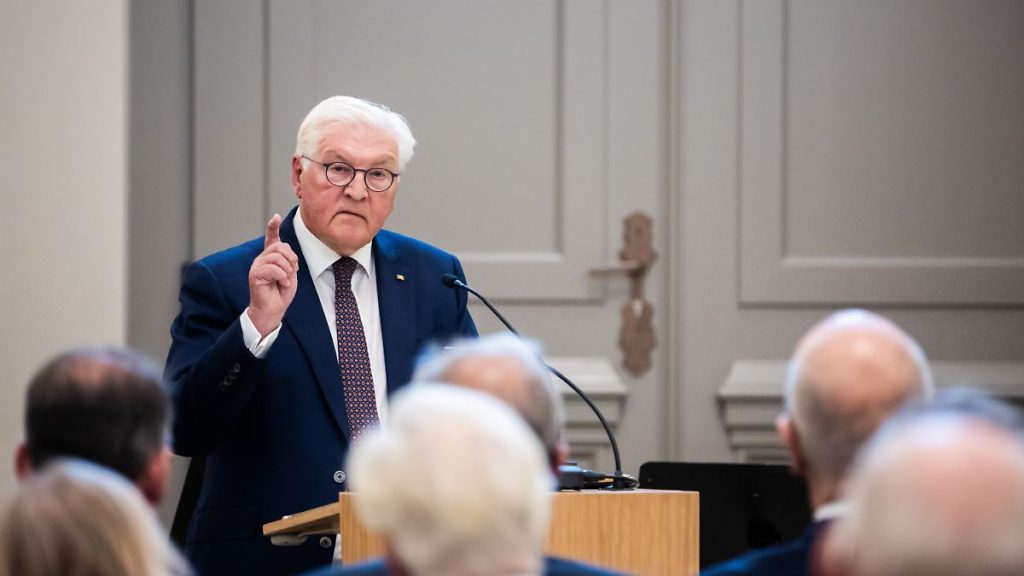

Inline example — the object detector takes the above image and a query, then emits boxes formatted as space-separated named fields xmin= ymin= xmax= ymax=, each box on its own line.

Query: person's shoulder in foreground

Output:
xmin=302 ymin=555 xmax=629 ymax=576
xmin=301 ymin=557 xmax=387 ymax=575
xmin=701 ymin=521 xmax=825 ymax=576
xmin=544 ymin=555 xmax=629 ymax=575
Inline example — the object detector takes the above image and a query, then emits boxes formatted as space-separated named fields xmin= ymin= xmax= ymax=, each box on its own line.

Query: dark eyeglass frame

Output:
xmin=301 ymin=155 xmax=400 ymax=192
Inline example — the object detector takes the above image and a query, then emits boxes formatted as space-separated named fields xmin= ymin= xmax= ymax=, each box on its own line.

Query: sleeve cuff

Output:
xmin=240 ymin=308 xmax=281 ymax=358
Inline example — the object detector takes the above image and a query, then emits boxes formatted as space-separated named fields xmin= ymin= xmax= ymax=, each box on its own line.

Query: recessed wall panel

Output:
xmin=740 ymin=0 xmax=1024 ymax=305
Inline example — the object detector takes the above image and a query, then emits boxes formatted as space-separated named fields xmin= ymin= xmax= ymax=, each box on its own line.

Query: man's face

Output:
xmin=293 ymin=122 xmax=399 ymax=255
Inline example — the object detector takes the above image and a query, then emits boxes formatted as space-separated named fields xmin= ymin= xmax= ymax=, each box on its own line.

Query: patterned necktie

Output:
xmin=333 ymin=257 xmax=379 ymax=441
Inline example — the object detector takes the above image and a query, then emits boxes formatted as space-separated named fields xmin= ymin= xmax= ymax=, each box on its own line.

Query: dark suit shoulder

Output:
xmin=701 ymin=523 xmax=823 ymax=576
xmin=178 ymin=236 xmax=265 ymax=311
xmin=300 ymin=556 xmax=623 ymax=576
xmin=300 ymin=557 xmax=387 ymax=576
xmin=700 ymin=548 xmax=804 ymax=576
xmin=194 ymin=236 xmax=265 ymax=272
xmin=544 ymin=556 xmax=627 ymax=576
xmin=375 ymin=229 xmax=459 ymax=261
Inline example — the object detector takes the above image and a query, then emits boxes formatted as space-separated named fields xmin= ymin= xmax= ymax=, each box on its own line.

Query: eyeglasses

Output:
xmin=302 ymin=155 xmax=399 ymax=192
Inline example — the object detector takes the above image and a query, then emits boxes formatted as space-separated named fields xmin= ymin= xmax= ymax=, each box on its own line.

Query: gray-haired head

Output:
xmin=895 ymin=386 xmax=1024 ymax=435
xmin=348 ymin=384 xmax=552 ymax=576
xmin=413 ymin=333 xmax=565 ymax=468
xmin=295 ymin=96 xmax=416 ymax=171
xmin=779 ymin=309 xmax=934 ymax=500
xmin=825 ymin=413 xmax=1024 ymax=576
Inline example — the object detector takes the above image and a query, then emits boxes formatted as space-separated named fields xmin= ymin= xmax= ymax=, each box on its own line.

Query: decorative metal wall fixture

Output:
xmin=590 ymin=212 xmax=657 ymax=377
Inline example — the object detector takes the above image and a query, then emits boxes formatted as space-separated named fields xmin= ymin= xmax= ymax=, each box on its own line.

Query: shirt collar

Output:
xmin=813 ymin=500 xmax=849 ymax=522
xmin=293 ymin=209 xmax=374 ymax=278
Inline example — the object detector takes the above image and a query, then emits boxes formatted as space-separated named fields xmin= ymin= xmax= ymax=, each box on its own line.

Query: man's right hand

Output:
xmin=247 ymin=214 xmax=300 ymax=337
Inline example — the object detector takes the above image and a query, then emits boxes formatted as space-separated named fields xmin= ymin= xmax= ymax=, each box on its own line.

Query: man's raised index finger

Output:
xmin=264 ymin=214 xmax=282 ymax=249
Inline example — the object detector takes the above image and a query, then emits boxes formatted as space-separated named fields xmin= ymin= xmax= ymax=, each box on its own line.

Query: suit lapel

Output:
xmin=374 ymin=231 xmax=417 ymax=395
xmin=279 ymin=209 xmax=351 ymax=440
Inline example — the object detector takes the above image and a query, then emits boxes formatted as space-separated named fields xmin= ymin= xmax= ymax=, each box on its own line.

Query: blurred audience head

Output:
xmin=348 ymin=384 xmax=552 ymax=576
xmin=413 ymin=333 xmax=566 ymax=469
xmin=16 ymin=346 xmax=172 ymax=505
xmin=823 ymin=411 xmax=1024 ymax=576
xmin=778 ymin=309 xmax=934 ymax=505
xmin=0 ymin=459 xmax=190 ymax=576
xmin=898 ymin=385 xmax=1024 ymax=433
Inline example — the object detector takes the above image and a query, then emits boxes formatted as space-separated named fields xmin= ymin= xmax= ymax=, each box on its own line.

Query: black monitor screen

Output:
xmin=638 ymin=461 xmax=813 ymax=569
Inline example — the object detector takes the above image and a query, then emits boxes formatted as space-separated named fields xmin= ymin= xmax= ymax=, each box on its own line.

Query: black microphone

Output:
xmin=442 ymin=273 xmax=636 ymax=490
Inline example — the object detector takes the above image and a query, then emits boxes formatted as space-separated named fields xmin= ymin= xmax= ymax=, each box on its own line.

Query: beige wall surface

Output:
xmin=2 ymin=0 xmax=1022 ymax=531
xmin=678 ymin=0 xmax=1024 ymax=463
xmin=0 ymin=0 xmax=128 ymax=499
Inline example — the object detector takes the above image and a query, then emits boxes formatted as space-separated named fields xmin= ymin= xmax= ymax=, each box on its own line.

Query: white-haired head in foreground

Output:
xmin=778 ymin=309 xmax=934 ymax=506
xmin=0 ymin=459 xmax=190 ymax=576
xmin=348 ymin=384 xmax=552 ymax=576
xmin=413 ymin=333 xmax=565 ymax=468
xmin=296 ymin=95 xmax=417 ymax=171
xmin=824 ymin=413 xmax=1024 ymax=576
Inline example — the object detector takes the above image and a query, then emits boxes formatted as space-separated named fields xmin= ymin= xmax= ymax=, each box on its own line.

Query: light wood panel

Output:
xmin=546 ymin=490 xmax=699 ymax=576
xmin=264 ymin=490 xmax=699 ymax=576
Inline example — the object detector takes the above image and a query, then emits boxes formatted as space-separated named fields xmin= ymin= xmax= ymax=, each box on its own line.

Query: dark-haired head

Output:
xmin=17 ymin=347 xmax=171 ymax=504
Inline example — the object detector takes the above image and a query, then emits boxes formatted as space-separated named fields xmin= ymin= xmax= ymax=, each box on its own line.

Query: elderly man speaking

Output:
xmin=165 ymin=96 xmax=477 ymax=575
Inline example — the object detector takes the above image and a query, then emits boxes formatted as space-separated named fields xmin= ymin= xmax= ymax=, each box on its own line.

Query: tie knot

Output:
xmin=333 ymin=257 xmax=358 ymax=283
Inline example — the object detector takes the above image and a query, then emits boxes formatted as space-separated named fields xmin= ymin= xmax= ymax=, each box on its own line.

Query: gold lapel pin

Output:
xmin=396 ymin=274 xmax=406 ymax=282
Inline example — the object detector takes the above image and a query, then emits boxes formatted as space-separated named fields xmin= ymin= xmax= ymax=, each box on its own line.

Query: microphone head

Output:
xmin=441 ymin=273 xmax=461 ymax=288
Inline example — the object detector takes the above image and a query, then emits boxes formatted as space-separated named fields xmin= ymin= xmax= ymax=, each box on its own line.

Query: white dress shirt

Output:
xmin=240 ymin=210 xmax=389 ymax=424
xmin=813 ymin=500 xmax=849 ymax=522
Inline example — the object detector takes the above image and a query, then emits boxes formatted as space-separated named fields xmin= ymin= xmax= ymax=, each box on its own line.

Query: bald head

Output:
xmin=780 ymin=310 xmax=933 ymax=498
xmin=412 ymin=334 xmax=564 ymax=467
xmin=826 ymin=415 xmax=1024 ymax=576
xmin=443 ymin=355 xmax=535 ymax=419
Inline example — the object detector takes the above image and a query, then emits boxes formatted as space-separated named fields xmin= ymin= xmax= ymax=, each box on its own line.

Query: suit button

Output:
xmin=319 ymin=536 xmax=333 ymax=549
xmin=230 ymin=362 xmax=241 ymax=374
xmin=333 ymin=470 xmax=346 ymax=484
xmin=219 ymin=379 xmax=230 ymax=391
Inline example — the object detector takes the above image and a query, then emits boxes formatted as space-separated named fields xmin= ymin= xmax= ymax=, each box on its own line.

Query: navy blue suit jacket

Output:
xmin=165 ymin=209 xmax=477 ymax=575
xmin=303 ymin=556 xmax=627 ymax=576
xmin=700 ymin=521 xmax=829 ymax=576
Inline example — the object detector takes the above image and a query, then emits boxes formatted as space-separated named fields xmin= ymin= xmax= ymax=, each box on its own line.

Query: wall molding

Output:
xmin=549 ymin=356 xmax=628 ymax=472
xmin=718 ymin=359 xmax=1024 ymax=463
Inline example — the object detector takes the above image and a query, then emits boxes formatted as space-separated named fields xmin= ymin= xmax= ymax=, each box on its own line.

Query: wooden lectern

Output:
xmin=264 ymin=489 xmax=698 ymax=576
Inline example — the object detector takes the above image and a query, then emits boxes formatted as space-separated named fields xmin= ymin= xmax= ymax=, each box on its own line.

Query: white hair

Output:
xmin=828 ymin=414 xmax=1024 ymax=576
xmin=412 ymin=333 xmax=565 ymax=464
xmin=348 ymin=384 xmax=552 ymax=576
xmin=295 ymin=95 xmax=416 ymax=171
xmin=783 ymin=309 xmax=935 ymax=483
